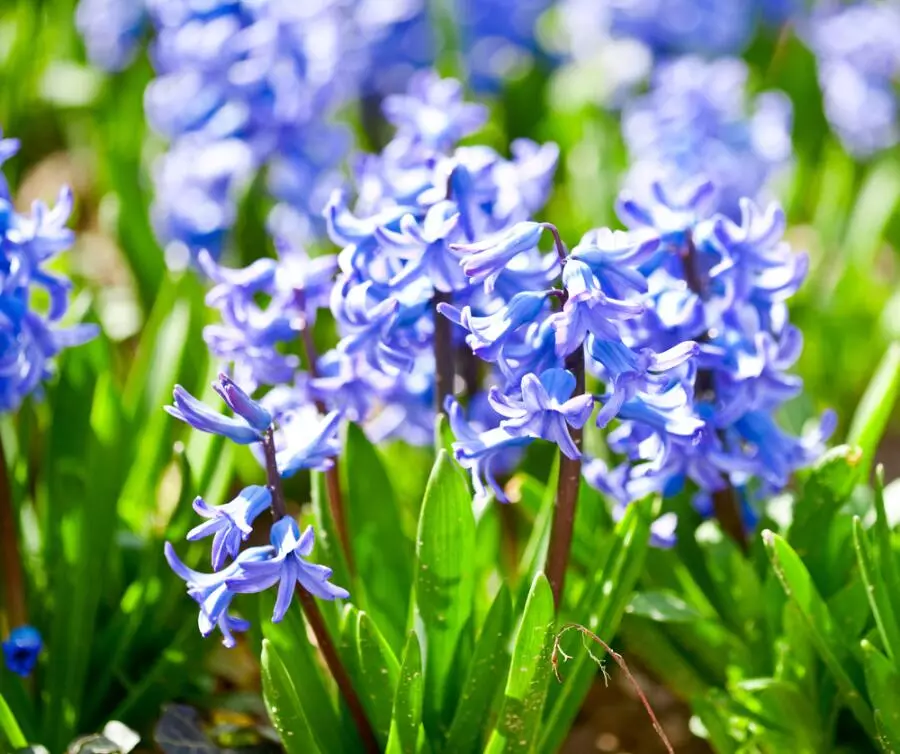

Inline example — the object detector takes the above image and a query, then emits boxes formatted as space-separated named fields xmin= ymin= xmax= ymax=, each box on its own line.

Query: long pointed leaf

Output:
xmin=415 ymin=450 xmax=476 ymax=740
xmin=260 ymin=640 xmax=322 ymax=754
xmin=386 ymin=632 xmax=424 ymax=754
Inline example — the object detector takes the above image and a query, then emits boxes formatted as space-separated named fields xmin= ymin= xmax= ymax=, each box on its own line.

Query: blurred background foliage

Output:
xmin=0 ymin=0 xmax=899 ymax=752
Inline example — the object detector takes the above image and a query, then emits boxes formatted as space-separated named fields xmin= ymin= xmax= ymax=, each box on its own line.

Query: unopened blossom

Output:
xmin=2 ymin=626 xmax=42 ymax=677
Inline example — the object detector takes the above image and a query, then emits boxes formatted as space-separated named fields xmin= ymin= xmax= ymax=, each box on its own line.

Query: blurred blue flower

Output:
xmin=187 ymin=486 xmax=273 ymax=570
xmin=77 ymin=0 xmax=147 ymax=71
xmin=805 ymin=2 xmax=900 ymax=156
xmin=488 ymin=368 xmax=594 ymax=459
xmin=2 ymin=625 xmax=42 ymax=677
xmin=382 ymin=71 xmax=488 ymax=152
xmin=608 ymin=0 xmax=795 ymax=57
xmin=227 ymin=517 xmax=349 ymax=622
xmin=457 ymin=0 xmax=555 ymax=92
xmin=621 ymin=57 xmax=793 ymax=218
xmin=0 ymin=135 xmax=99 ymax=413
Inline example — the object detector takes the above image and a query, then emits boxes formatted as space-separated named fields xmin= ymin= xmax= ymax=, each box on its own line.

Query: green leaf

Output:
xmin=853 ymin=517 xmax=900 ymax=663
xmin=414 ymin=450 xmax=476 ymax=739
xmin=861 ymin=640 xmax=900 ymax=752
xmin=0 ymin=691 xmax=26 ymax=750
xmin=259 ymin=592 xmax=344 ymax=754
xmin=484 ymin=573 xmax=555 ymax=754
xmin=763 ymin=530 xmax=874 ymax=737
xmin=539 ymin=497 xmax=655 ymax=753
xmin=789 ymin=445 xmax=864 ymax=594
xmin=356 ymin=611 xmax=401 ymax=746
xmin=691 ymin=694 xmax=738 ymax=754
xmin=345 ymin=424 xmax=413 ymax=652
xmin=626 ymin=590 xmax=703 ymax=624
xmin=872 ymin=468 xmax=900 ymax=647
xmin=445 ymin=586 xmax=514 ymax=753
xmin=310 ymin=470 xmax=352 ymax=632
xmin=847 ymin=342 xmax=900 ymax=480
xmin=386 ymin=633 xmax=424 ymax=754
xmin=260 ymin=640 xmax=322 ymax=754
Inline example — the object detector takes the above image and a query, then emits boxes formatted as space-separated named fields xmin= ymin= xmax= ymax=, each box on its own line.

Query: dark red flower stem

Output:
xmin=299 ymin=321 xmax=356 ymax=575
xmin=683 ymin=234 xmax=747 ymax=552
xmin=433 ymin=290 xmax=456 ymax=415
xmin=541 ymin=223 xmax=584 ymax=610
xmin=545 ymin=346 xmax=585 ymax=611
xmin=261 ymin=430 xmax=379 ymax=753
xmin=0 ymin=434 xmax=26 ymax=631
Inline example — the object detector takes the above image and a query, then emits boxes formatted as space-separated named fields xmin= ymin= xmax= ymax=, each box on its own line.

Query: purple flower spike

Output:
xmin=227 ymin=518 xmax=349 ymax=622
xmin=489 ymin=368 xmax=594 ymax=459
xmin=165 ymin=385 xmax=264 ymax=445
xmin=451 ymin=221 xmax=544 ymax=291
xmin=187 ymin=486 xmax=273 ymax=570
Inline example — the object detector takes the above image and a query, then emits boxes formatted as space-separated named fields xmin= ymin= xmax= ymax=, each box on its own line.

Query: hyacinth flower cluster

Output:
xmin=76 ymin=0 xmax=147 ymax=72
xmin=441 ymin=176 xmax=831 ymax=548
xmin=456 ymin=0 xmax=555 ymax=92
xmin=299 ymin=72 xmax=561 ymax=446
xmin=144 ymin=0 xmax=357 ymax=260
xmin=607 ymin=0 xmax=796 ymax=58
xmin=581 ymin=179 xmax=834 ymax=544
xmin=0 ymin=130 xmax=99 ymax=412
xmin=621 ymin=56 xmax=793 ymax=220
xmin=805 ymin=2 xmax=900 ymax=157
xmin=164 ymin=374 xmax=348 ymax=647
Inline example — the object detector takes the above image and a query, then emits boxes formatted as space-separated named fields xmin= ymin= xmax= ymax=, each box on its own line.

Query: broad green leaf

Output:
xmin=623 ymin=616 xmax=711 ymax=700
xmin=0 ymin=692 xmax=26 ymax=750
xmin=734 ymin=679 xmax=823 ymax=750
xmin=345 ymin=424 xmax=413 ymax=652
xmin=763 ymin=530 xmax=874 ymax=737
xmin=415 ymin=450 xmax=476 ymax=739
xmin=847 ymin=342 xmax=900 ymax=480
xmin=484 ymin=574 xmax=555 ymax=754
xmin=260 ymin=640 xmax=321 ymax=754
xmin=260 ymin=592 xmax=344 ymax=754
xmin=844 ymin=159 xmax=900 ymax=268
xmin=789 ymin=445 xmax=864 ymax=594
xmin=356 ymin=612 xmax=401 ymax=746
xmin=386 ymin=633 xmax=424 ymax=754
xmin=445 ymin=586 xmax=514 ymax=753
xmin=861 ymin=640 xmax=900 ymax=752
xmin=540 ymin=497 xmax=655 ymax=753
xmin=626 ymin=590 xmax=703 ymax=624
xmin=853 ymin=517 xmax=900 ymax=663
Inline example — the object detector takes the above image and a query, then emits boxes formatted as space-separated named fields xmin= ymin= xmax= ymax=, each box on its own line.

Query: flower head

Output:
xmin=227 ymin=517 xmax=349 ymax=622
xmin=488 ymin=368 xmax=594 ymax=459
xmin=187 ymin=486 xmax=273 ymax=570
xmin=2 ymin=625 xmax=42 ymax=677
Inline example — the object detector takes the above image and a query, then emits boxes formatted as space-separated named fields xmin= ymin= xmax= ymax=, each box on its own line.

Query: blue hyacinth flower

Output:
xmin=187 ymin=486 xmax=273 ymax=570
xmin=446 ymin=396 xmax=533 ymax=502
xmin=2 ymin=625 xmax=42 ymax=677
xmin=164 ymin=542 xmax=272 ymax=648
xmin=165 ymin=383 xmax=266 ymax=445
xmin=489 ymin=369 xmax=594 ymax=459
xmin=451 ymin=221 xmax=544 ymax=291
xmin=276 ymin=410 xmax=344 ymax=478
xmin=227 ymin=517 xmax=349 ymax=622
xmin=438 ymin=290 xmax=551 ymax=363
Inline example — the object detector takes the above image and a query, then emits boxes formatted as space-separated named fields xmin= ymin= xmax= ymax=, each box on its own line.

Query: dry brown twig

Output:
xmin=551 ymin=623 xmax=675 ymax=754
